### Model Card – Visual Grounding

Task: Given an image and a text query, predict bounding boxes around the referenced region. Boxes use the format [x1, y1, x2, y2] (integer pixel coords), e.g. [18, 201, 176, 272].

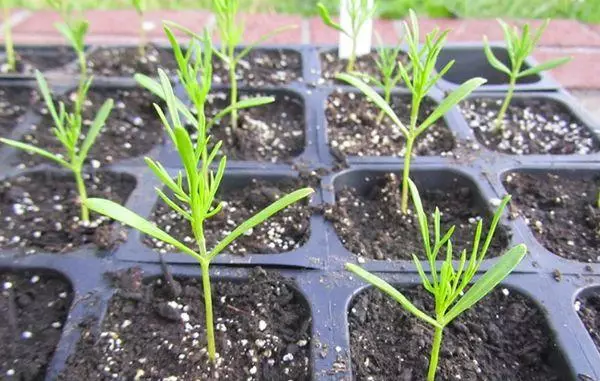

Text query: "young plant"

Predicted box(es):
[1, 0, 16, 72]
[85, 69, 313, 362]
[132, 0, 148, 56]
[317, 0, 376, 72]
[212, 0, 297, 130]
[353, 36, 405, 123]
[135, 23, 275, 134]
[484, 19, 570, 131]
[346, 179, 527, 381]
[337, 10, 486, 214]
[88, 31, 313, 362]
[0, 71, 113, 222]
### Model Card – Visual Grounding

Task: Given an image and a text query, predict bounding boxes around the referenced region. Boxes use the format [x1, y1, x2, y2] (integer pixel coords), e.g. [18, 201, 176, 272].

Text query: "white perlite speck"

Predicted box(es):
[21, 331, 33, 339]
[258, 320, 267, 331]
[3, 281, 13, 290]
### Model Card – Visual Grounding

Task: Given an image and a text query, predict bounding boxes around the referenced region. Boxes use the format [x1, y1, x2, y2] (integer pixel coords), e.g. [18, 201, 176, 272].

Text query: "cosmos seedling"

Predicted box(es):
[86, 50, 313, 362]
[132, 0, 149, 56]
[213, 0, 297, 130]
[337, 10, 485, 214]
[1, 0, 16, 72]
[0, 71, 113, 223]
[135, 24, 275, 134]
[47, 0, 88, 79]
[317, 0, 375, 72]
[347, 179, 527, 381]
[484, 19, 570, 131]
[353, 36, 405, 123]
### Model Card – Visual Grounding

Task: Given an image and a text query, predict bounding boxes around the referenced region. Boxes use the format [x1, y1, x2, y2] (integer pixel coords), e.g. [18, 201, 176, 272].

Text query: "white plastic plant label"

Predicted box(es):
[338, 0, 374, 59]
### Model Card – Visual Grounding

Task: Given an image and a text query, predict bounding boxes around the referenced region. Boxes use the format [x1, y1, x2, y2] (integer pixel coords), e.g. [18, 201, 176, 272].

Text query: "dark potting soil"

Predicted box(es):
[0, 270, 73, 381]
[504, 171, 600, 263]
[0, 47, 77, 75]
[86, 45, 177, 76]
[202, 90, 305, 162]
[577, 289, 600, 351]
[325, 173, 509, 260]
[16, 87, 164, 168]
[320, 50, 408, 85]
[213, 48, 302, 86]
[0, 87, 37, 137]
[326, 91, 456, 158]
[461, 97, 599, 155]
[349, 286, 564, 381]
[0, 171, 136, 253]
[145, 178, 312, 255]
[59, 268, 312, 380]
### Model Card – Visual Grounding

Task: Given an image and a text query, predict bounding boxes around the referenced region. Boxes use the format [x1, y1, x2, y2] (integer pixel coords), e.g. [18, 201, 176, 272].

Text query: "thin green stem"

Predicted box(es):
[74, 168, 89, 222]
[200, 260, 216, 362]
[77, 50, 87, 89]
[376, 88, 391, 124]
[346, 37, 357, 72]
[427, 326, 444, 381]
[401, 136, 414, 214]
[138, 17, 147, 57]
[229, 61, 238, 130]
[3, 4, 15, 72]
[494, 74, 516, 132]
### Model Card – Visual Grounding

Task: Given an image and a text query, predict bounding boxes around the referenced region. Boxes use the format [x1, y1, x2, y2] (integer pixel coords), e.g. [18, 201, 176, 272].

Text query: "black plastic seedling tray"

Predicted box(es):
[0, 43, 599, 380]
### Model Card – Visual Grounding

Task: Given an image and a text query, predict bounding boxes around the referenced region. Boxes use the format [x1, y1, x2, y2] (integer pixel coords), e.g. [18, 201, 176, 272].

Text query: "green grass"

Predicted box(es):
[6, 0, 600, 23]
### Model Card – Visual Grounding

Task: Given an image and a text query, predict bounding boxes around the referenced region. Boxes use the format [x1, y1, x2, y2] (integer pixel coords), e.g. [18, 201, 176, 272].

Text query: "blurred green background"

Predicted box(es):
[7, 0, 600, 23]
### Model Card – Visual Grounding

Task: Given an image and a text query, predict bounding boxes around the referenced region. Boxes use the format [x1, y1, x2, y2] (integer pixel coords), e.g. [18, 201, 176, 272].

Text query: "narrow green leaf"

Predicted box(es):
[77, 99, 113, 164]
[134, 73, 195, 125]
[517, 57, 570, 78]
[316, 3, 348, 35]
[412, 254, 434, 293]
[0, 138, 69, 168]
[208, 96, 275, 130]
[35, 71, 62, 131]
[84, 198, 200, 260]
[442, 244, 527, 325]
[336, 73, 409, 136]
[418, 77, 486, 134]
[346, 263, 442, 328]
[208, 188, 314, 260]
[483, 37, 511, 75]
[156, 187, 191, 221]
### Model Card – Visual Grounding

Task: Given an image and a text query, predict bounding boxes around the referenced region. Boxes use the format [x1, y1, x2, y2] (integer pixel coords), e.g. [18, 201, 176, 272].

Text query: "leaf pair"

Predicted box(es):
[346, 178, 527, 328]
[317, 0, 376, 38]
[56, 19, 88, 55]
[484, 19, 570, 79]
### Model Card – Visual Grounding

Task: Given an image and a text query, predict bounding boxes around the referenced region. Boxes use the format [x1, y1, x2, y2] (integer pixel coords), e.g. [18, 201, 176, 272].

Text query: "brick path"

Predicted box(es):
[2, 9, 599, 119]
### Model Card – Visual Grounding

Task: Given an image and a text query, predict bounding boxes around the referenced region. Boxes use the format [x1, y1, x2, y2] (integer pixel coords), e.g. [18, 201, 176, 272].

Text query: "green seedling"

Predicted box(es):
[85, 69, 313, 362]
[132, 0, 148, 56]
[353, 35, 405, 123]
[337, 10, 485, 214]
[135, 23, 275, 134]
[0, 71, 113, 222]
[484, 19, 570, 131]
[346, 179, 527, 381]
[45, 0, 74, 24]
[1, 0, 16, 72]
[212, 0, 297, 130]
[317, 0, 376, 72]
[90, 31, 313, 362]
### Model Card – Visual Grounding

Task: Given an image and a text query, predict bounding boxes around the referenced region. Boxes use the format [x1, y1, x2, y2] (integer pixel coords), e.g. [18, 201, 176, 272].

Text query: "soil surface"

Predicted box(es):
[59, 268, 312, 380]
[213, 48, 302, 86]
[320, 50, 408, 85]
[86, 45, 177, 76]
[0, 47, 76, 75]
[0, 270, 73, 381]
[504, 171, 600, 262]
[326, 91, 456, 159]
[16, 87, 164, 168]
[0, 171, 136, 253]
[202, 90, 305, 162]
[349, 286, 565, 381]
[577, 289, 600, 351]
[461, 97, 599, 155]
[145, 178, 312, 255]
[326, 173, 509, 260]
[0, 87, 37, 137]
